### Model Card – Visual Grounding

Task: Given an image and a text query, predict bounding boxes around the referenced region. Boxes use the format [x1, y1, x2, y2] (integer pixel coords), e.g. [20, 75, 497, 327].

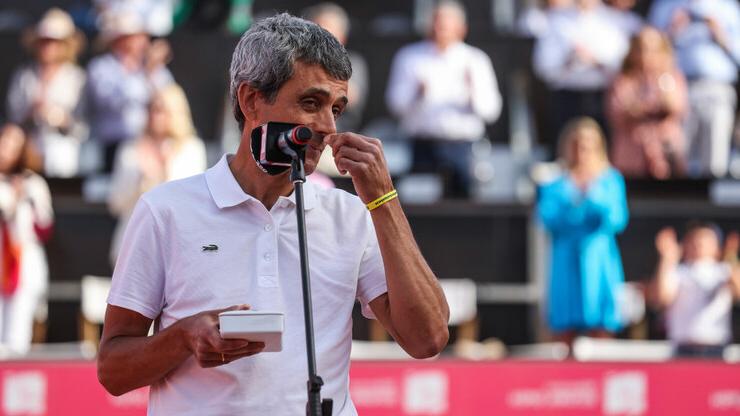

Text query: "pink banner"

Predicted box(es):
[0, 362, 147, 415]
[349, 361, 740, 415]
[1, 360, 739, 415]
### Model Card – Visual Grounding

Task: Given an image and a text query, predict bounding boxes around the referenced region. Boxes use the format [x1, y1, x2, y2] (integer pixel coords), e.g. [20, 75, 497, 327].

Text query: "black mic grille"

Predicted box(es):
[291, 126, 312, 145]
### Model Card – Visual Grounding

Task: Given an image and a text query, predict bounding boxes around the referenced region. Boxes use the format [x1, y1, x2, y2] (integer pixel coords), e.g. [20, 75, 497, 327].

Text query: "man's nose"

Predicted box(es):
[310, 108, 337, 138]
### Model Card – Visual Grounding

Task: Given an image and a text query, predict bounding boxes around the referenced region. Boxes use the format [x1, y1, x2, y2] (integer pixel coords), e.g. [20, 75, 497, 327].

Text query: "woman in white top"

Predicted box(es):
[653, 222, 740, 358]
[6, 8, 86, 178]
[108, 84, 207, 264]
[0, 124, 54, 355]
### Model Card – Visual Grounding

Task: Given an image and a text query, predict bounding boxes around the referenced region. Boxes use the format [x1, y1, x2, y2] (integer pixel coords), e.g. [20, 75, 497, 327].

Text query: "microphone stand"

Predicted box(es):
[290, 155, 333, 416]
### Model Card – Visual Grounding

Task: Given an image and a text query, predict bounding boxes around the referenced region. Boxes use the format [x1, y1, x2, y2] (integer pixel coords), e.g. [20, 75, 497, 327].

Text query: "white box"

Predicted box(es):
[219, 311, 284, 352]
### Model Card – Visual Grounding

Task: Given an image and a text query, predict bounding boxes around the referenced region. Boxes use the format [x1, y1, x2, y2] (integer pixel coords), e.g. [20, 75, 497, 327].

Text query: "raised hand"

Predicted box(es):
[182, 304, 265, 368]
[723, 231, 739, 264]
[729, 265, 740, 299]
[573, 43, 597, 66]
[656, 227, 681, 263]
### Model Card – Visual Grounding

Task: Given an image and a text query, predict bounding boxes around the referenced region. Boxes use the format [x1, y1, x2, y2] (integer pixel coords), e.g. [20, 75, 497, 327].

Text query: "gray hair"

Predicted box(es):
[229, 13, 352, 132]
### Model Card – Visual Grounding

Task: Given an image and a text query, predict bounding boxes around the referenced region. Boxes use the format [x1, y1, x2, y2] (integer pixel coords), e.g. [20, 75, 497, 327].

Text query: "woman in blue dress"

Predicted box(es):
[537, 117, 629, 348]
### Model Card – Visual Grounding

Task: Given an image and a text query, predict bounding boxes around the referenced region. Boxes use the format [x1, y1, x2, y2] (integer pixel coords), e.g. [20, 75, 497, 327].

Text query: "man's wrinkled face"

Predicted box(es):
[249, 61, 348, 175]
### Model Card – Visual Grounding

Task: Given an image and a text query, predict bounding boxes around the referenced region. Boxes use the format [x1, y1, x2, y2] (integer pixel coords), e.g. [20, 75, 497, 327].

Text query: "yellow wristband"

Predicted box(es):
[366, 189, 398, 211]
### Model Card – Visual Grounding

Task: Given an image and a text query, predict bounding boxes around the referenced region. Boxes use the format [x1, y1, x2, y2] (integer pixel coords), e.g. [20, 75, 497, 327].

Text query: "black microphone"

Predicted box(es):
[251, 122, 314, 175]
[277, 125, 312, 160]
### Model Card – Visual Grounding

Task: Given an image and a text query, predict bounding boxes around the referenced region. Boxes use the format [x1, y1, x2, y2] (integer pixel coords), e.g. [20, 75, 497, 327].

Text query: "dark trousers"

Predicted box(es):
[547, 89, 608, 158]
[102, 142, 122, 174]
[410, 138, 474, 199]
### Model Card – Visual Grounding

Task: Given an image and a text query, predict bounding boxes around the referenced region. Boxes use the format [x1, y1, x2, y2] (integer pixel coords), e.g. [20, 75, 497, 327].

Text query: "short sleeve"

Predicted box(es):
[107, 198, 166, 319]
[355, 214, 388, 319]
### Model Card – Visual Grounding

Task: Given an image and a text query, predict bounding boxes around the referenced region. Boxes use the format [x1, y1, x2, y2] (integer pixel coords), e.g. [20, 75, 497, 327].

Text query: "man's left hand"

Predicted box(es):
[325, 133, 394, 204]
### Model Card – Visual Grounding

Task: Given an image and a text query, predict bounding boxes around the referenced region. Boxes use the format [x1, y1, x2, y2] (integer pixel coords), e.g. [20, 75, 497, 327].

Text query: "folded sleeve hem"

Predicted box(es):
[359, 282, 388, 320]
[107, 293, 160, 320]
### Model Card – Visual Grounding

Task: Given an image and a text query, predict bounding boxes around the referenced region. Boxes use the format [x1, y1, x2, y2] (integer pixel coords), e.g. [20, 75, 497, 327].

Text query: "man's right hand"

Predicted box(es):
[656, 227, 682, 263]
[182, 304, 265, 368]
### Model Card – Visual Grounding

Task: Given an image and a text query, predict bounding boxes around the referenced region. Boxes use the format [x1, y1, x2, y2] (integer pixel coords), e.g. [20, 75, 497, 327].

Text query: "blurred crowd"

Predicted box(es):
[524, 0, 739, 181]
[522, 0, 740, 358]
[0, 2, 206, 354]
[0, 0, 738, 357]
[537, 116, 740, 358]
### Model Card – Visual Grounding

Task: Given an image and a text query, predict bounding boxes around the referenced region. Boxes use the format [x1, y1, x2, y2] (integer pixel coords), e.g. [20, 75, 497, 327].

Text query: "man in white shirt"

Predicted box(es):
[653, 223, 740, 358]
[96, 13, 450, 415]
[533, 0, 629, 156]
[386, 0, 502, 199]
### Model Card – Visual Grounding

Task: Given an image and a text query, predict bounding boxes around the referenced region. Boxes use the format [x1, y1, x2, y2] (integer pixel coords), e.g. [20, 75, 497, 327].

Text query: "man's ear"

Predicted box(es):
[237, 83, 261, 122]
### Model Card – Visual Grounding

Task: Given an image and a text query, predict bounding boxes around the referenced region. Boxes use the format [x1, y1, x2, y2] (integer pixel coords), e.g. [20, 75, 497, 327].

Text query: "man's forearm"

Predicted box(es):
[371, 199, 450, 357]
[98, 321, 191, 396]
[729, 268, 740, 299]
[654, 257, 678, 306]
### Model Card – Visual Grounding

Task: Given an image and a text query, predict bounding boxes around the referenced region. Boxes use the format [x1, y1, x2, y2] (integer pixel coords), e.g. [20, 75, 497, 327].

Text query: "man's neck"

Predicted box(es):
[228, 149, 294, 210]
[433, 39, 458, 52]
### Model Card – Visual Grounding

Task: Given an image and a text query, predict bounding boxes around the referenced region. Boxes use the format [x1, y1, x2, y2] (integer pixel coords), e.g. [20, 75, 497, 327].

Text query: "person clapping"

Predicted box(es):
[653, 223, 740, 358]
[537, 118, 629, 349]
[6, 8, 86, 177]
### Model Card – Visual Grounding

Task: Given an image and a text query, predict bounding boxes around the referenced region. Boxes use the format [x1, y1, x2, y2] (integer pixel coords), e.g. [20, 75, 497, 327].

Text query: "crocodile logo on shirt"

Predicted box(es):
[202, 244, 218, 252]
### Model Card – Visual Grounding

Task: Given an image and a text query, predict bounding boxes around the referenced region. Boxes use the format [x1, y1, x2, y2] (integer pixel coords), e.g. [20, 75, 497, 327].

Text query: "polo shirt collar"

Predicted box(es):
[206, 154, 253, 209]
[280, 179, 317, 211]
[206, 154, 316, 210]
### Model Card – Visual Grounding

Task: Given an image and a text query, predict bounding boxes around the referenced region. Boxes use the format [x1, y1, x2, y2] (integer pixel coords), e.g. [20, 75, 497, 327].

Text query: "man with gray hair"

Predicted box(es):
[97, 13, 449, 415]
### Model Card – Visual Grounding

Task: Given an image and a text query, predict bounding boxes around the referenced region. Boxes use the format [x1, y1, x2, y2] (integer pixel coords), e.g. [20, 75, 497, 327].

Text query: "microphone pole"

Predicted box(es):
[290, 153, 333, 416]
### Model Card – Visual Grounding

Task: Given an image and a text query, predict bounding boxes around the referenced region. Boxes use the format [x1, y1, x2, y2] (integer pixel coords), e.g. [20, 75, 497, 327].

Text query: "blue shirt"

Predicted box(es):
[649, 0, 740, 83]
[82, 53, 173, 144]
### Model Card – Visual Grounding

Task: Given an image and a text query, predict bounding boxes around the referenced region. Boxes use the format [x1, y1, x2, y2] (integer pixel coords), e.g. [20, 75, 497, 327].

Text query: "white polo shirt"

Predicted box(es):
[385, 41, 502, 141]
[107, 154, 388, 415]
[667, 261, 733, 346]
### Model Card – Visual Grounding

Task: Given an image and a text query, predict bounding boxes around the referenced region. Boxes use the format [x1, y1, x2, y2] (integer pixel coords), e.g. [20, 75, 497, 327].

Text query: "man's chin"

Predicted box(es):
[303, 159, 319, 176]
[303, 149, 322, 175]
